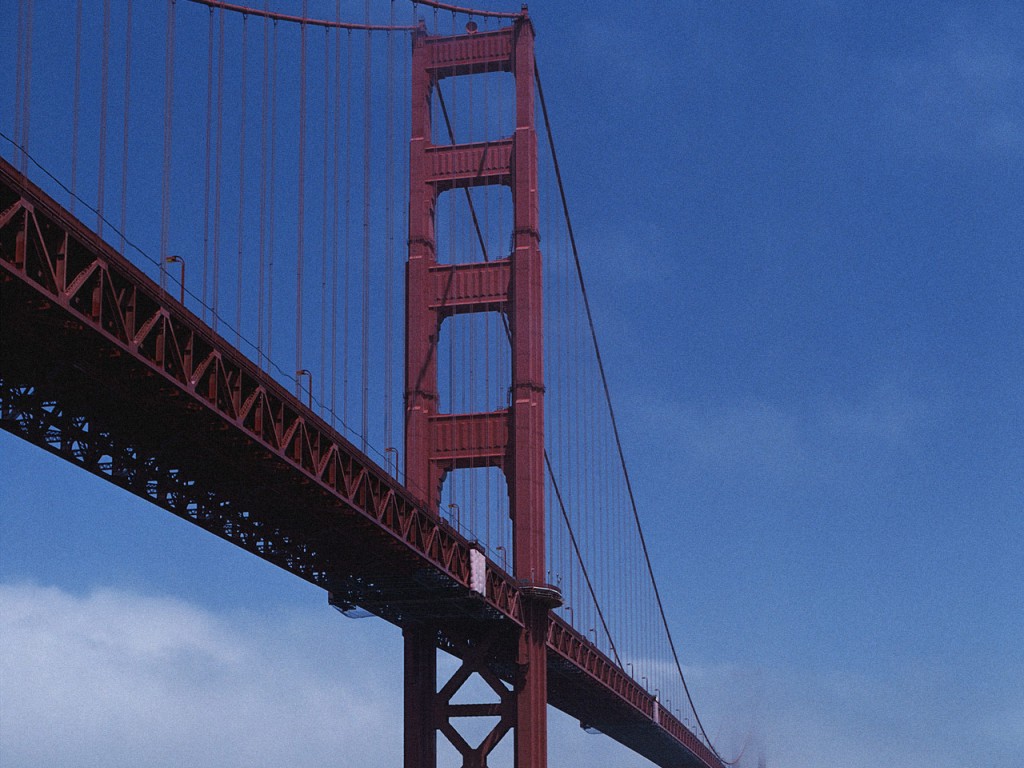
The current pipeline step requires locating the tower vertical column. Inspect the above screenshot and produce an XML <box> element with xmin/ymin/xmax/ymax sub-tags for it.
<box><xmin>405</xmin><ymin>24</ymin><xmax>439</xmax><ymax>509</ymax></box>
<box><xmin>508</xmin><ymin>19</ymin><xmax>549</xmax><ymax>768</ymax></box>
<box><xmin>404</xmin><ymin>14</ymin><xmax>551</xmax><ymax>768</ymax></box>
<box><xmin>404</xmin><ymin>25</ymin><xmax>439</xmax><ymax>768</ymax></box>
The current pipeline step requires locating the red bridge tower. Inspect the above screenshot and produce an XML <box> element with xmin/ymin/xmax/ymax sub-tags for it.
<box><xmin>404</xmin><ymin>12</ymin><xmax>555</xmax><ymax>768</ymax></box>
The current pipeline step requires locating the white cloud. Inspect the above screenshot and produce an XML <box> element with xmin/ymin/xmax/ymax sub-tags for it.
<box><xmin>0</xmin><ymin>583</ymin><xmax>402</xmax><ymax>768</ymax></box>
<box><xmin>9</xmin><ymin>582</ymin><xmax>1015</xmax><ymax>768</ymax></box>
<box><xmin>0</xmin><ymin>582</ymin><xmax>661</xmax><ymax>768</ymax></box>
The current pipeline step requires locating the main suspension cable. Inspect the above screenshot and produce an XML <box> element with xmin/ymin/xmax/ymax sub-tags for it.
<box><xmin>184</xmin><ymin>0</ymin><xmax>416</xmax><ymax>30</ymax></box>
<box><xmin>410</xmin><ymin>0</ymin><xmax>520</xmax><ymax>19</ymax></box>
<box><xmin>534</xmin><ymin>58</ymin><xmax>727</xmax><ymax>764</ymax></box>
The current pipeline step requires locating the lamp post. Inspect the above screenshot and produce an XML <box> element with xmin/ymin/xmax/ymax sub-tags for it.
<box><xmin>165</xmin><ymin>255</ymin><xmax>184</xmax><ymax>303</ymax></box>
<box><xmin>295</xmin><ymin>369</ymin><xmax>312</xmax><ymax>408</ymax></box>
<box><xmin>384</xmin><ymin>446</ymin><xmax>399</xmax><ymax>478</ymax></box>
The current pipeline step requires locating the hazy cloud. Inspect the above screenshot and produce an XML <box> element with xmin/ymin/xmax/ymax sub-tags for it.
<box><xmin>0</xmin><ymin>583</ymin><xmax>401</xmax><ymax>768</ymax></box>
<box><xmin>638</xmin><ymin>379</ymin><xmax>939</xmax><ymax>488</ymax></box>
<box><xmin>0</xmin><ymin>583</ymin><xmax>664</xmax><ymax>768</ymax></box>
<box><xmin>874</xmin><ymin>7</ymin><xmax>1024</xmax><ymax>159</ymax></box>
<box><xmin>685</xmin><ymin>661</ymin><xmax>1024</xmax><ymax>768</ymax></box>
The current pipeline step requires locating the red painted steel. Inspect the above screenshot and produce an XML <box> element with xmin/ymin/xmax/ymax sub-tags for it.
<box><xmin>404</xmin><ymin>15</ymin><xmax>556</xmax><ymax>768</ymax></box>
<box><xmin>0</xmin><ymin>58</ymin><xmax>724</xmax><ymax>768</ymax></box>
<box><xmin>425</xmin><ymin>28</ymin><xmax>515</xmax><ymax>77</ymax></box>
<box><xmin>0</xmin><ymin>157</ymin><xmax>525</xmax><ymax>626</ymax></box>
<box><xmin>430</xmin><ymin>260</ymin><xmax>510</xmax><ymax>315</ymax></box>
<box><xmin>426</xmin><ymin>139</ymin><xmax>513</xmax><ymax>188</ymax></box>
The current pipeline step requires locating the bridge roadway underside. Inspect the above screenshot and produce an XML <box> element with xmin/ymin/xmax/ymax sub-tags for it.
<box><xmin>0</xmin><ymin>157</ymin><xmax>718</xmax><ymax>768</ymax></box>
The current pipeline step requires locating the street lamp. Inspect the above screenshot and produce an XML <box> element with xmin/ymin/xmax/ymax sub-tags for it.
<box><xmin>165</xmin><ymin>255</ymin><xmax>184</xmax><ymax>303</ymax></box>
<box><xmin>295</xmin><ymin>369</ymin><xmax>312</xmax><ymax>407</ymax></box>
<box><xmin>384</xmin><ymin>446</ymin><xmax>399</xmax><ymax>477</ymax></box>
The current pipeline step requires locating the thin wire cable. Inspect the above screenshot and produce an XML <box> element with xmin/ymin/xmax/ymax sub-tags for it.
<box><xmin>257</xmin><ymin>0</ymin><xmax>270</xmax><ymax>367</ymax></box>
<box><xmin>544</xmin><ymin>451</ymin><xmax>622</xmax><ymax>666</ymax></box>
<box><xmin>435</xmin><ymin>84</ymin><xmax>490</xmax><ymax>264</ymax></box>
<box><xmin>159</xmin><ymin>0</ymin><xmax>176</xmax><ymax>284</ymax></box>
<box><xmin>0</xmin><ymin>130</ymin><xmax>403</xmax><ymax>480</ymax></box>
<box><xmin>184</xmin><ymin>0</ymin><xmax>416</xmax><ymax>30</ymax></box>
<box><xmin>321</xmin><ymin>25</ymin><xmax>331</xmax><ymax>416</ymax></box>
<box><xmin>237</xmin><ymin>13</ymin><xmax>248</xmax><ymax>347</ymax></box>
<box><xmin>212</xmin><ymin>6</ymin><xmax>225</xmax><ymax>330</ymax></box>
<box><xmin>70</xmin><ymin>0</ymin><xmax>83</xmax><ymax>215</ymax></box>
<box><xmin>384</xmin><ymin>0</ymin><xmax>397</xmax><ymax>457</ymax></box>
<box><xmin>119</xmin><ymin>0</ymin><xmax>133</xmax><ymax>254</ymax></box>
<box><xmin>343</xmin><ymin>29</ymin><xmax>352</xmax><ymax>425</ymax></box>
<box><xmin>361</xmin><ymin>6</ymin><xmax>371</xmax><ymax>450</ymax></box>
<box><xmin>202</xmin><ymin>7</ymin><xmax>214</xmax><ymax>320</ymax></box>
<box><xmin>535</xmin><ymin>59</ymin><xmax>726</xmax><ymax>763</ymax></box>
<box><xmin>14</xmin><ymin>0</ymin><xmax>23</xmax><ymax>164</ymax></box>
<box><xmin>296</xmin><ymin>3</ymin><xmax>308</xmax><ymax>393</ymax></box>
<box><xmin>331</xmin><ymin>2</ymin><xmax>342</xmax><ymax>420</ymax></box>
<box><xmin>410</xmin><ymin>0</ymin><xmax>520</xmax><ymax>19</ymax></box>
<box><xmin>267</xmin><ymin>19</ymin><xmax>278</xmax><ymax>369</ymax></box>
<box><xmin>97</xmin><ymin>0</ymin><xmax>111</xmax><ymax>237</ymax></box>
<box><xmin>431</xmin><ymin>34</ymin><xmax>619</xmax><ymax>644</ymax></box>
<box><xmin>20</xmin><ymin>0</ymin><xmax>33</xmax><ymax>176</ymax></box>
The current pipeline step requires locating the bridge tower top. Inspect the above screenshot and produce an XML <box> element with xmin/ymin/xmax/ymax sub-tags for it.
<box><xmin>405</xmin><ymin>13</ymin><xmax>544</xmax><ymax>590</ymax></box>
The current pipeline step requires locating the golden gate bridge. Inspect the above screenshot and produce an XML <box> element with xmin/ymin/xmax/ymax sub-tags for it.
<box><xmin>2</xmin><ymin>2</ymin><xmax>749</xmax><ymax>766</ymax></box>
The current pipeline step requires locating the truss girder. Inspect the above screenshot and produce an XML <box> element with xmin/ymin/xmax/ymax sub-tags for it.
<box><xmin>0</xmin><ymin>156</ymin><xmax>523</xmax><ymax>625</ymax></box>
<box><xmin>0</xmin><ymin>151</ymin><xmax>721</xmax><ymax>768</ymax></box>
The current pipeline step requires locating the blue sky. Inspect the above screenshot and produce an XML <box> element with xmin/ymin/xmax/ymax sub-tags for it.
<box><xmin>2</xmin><ymin>1</ymin><xmax>1023</xmax><ymax>766</ymax></box>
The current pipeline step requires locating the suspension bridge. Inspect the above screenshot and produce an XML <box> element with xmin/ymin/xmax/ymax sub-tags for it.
<box><xmin>2</xmin><ymin>2</ymin><xmax>740</xmax><ymax>766</ymax></box>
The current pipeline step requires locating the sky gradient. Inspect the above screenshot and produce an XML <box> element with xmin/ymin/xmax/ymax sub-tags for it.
<box><xmin>2</xmin><ymin>1</ymin><xmax>1023</xmax><ymax>766</ymax></box>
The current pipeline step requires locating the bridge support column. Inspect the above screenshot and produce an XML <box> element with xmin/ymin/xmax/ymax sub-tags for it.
<box><xmin>404</xmin><ymin>13</ymin><xmax>550</xmax><ymax>768</ymax></box>
<box><xmin>404</xmin><ymin>627</ymin><xmax>437</xmax><ymax>768</ymax></box>
<box><xmin>514</xmin><ymin>599</ymin><xmax>550</xmax><ymax>768</ymax></box>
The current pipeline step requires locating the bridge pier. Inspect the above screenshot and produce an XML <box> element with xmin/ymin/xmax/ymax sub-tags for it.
<box><xmin>513</xmin><ymin>598</ymin><xmax>551</xmax><ymax>768</ymax></box>
<box><xmin>404</xmin><ymin>627</ymin><xmax>438</xmax><ymax>768</ymax></box>
<box><xmin>403</xmin><ymin>13</ymin><xmax>551</xmax><ymax>768</ymax></box>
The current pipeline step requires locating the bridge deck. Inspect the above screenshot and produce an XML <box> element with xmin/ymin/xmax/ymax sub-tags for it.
<box><xmin>0</xmin><ymin>156</ymin><xmax>720</xmax><ymax>768</ymax></box>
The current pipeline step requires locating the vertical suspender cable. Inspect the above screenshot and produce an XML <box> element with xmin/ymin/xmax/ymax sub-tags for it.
<box><xmin>19</xmin><ymin>0</ymin><xmax>33</xmax><ymax>176</ymax></box>
<box><xmin>384</xmin><ymin>1</ymin><xmax>395</xmax><ymax>456</ymax></box>
<box><xmin>202</xmin><ymin>8</ymin><xmax>214</xmax><ymax>321</ymax></box>
<box><xmin>258</xmin><ymin>2</ymin><xmax>270</xmax><ymax>367</ymax></box>
<box><xmin>297</xmin><ymin>2</ymin><xmax>308</xmax><ymax>396</ymax></box>
<box><xmin>447</xmin><ymin>13</ymin><xmax>457</xmax><ymax>521</ymax></box>
<box><xmin>213</xmin><ymin>7</ymin><xmax>225</xmax><ymax>330</ymax></box>
<box><xmin>321</xmin><ymin>25</ymin><xmax>330</xmax><ymax>417</ymax></box>
<box><xmin>343</xmin><ymin>29</ymin><xmax>352</xmax><ymax>426</ymax></box>
<box><xmin>119</xmin><ymin>0</ymin><xmax>133</xmax><ymax>254</ymax></box>
<box><xmin>160</xmin><ymin>0</ymin><xmax>176</xmax><ymax>285</ymax></box>
<box><xmin>14</xmin><ymin>0</ymin><xmax>23</xmax><ymax>166</ymax></box>
<box><xmin>469</xmin><ymin>56</ymin><xmax>477</xmax><ymax>526</ymax></box>
<box><xmin>267</xmin><ymin>20</ymin><xmax>278</xmax><ymax>368</ymax></box>
<box><xmin>331</xmin><ymin>3</ymin><xmax>342</xmax><ymax>419</ymax></box>
<box><xmin>97</xmin><ymin>0</ymin><xmax>111</xmax><ymax>237</ymax></box>
<box><xmin>236</xmin><ymin>13</ymin><xmax>249</xmax><ymax>346</ymax></box>
<box><xmin>70</xmin><ymin>0</ymin><xmax>83</xmax><ymax>214</ymax></box>
<box><xmin>361</xmin><ymin>3</ymin><xmax>371</xmax><ymax>450</ymax></box>
<box><xmin>482</xmin><ymin>39</ymin><xmax>492</xmax><ymax>545</ymax></box>
<box><xmin>535</xmin><ymin>60</ymin><xmax>726</xmax><ymax>761</ymax></box>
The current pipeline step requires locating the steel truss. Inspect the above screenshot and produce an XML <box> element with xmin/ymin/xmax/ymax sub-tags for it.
<box><xmin>0</xmin><ymin>133</ymin><xmax>720</xmax><ymax>768</ymax></box>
